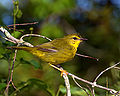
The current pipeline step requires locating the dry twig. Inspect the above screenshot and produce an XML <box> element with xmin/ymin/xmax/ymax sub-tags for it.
<box><xmin>7</xmin><ymin>22</ymin><xmax>38</xmax><ymax>27</ymax></box>
<box><xmin>72</xmin><ymin>76</ymin><xmax>90</xmax><ymax>96</ymax></box>
<box><xmin>4</xmin><ymin>50</ymin><xmax>18</xmax><ymax>94</ymax></box>
<box><xmin>94</xmin><ymin>62</ymin><xmax>120</xmax><ymax>82</ymax></box>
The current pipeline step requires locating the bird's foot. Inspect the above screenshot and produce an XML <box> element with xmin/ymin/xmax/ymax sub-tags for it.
<box><xmin>60</xmin><ymin>69</ymin><xmax>68</xmax><ymax>76</ymax></box>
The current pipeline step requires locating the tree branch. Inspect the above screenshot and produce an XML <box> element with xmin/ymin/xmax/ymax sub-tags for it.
<box><xmin>94</xmin><ymin>62</ymin><xmax>120</xmax><ymax>82</ymax></box>
<box><xmin>1</xmin><ymin>27</ymin><xmax>120</xmax><ymax>95</ymax></box>
<box><xmin>62</xmin><ymin>70</ymin><xmax>71</xmax><ymax>96</ymax></box>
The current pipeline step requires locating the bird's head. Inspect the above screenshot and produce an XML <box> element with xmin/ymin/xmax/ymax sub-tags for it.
<box><xmin>64</xmin><ymin>34</ymin><xmax>87</xmax><ymax>48</ymax></box>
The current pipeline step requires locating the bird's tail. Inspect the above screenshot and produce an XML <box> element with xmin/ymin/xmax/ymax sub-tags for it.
<box><xmin>7</xmin><ymin>46</ymin><xmax>33</xmax><ymax>51</ymax></box>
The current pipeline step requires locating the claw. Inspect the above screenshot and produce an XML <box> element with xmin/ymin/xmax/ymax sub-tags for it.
<box><xmin>60</xmin><ymin>70</ymin><xmax>68</xmax><ymax>76</ymax></box>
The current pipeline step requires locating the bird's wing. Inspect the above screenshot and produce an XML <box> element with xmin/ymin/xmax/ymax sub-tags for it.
<box><xmin>34</xmin><ymin>42</ymin><xmax>58</xmax><ymax>53</ymax></box>
<box><xmin>37</xmin><ymin>47</ymin><xmax>58</xmax><ymax>52</ymax></box>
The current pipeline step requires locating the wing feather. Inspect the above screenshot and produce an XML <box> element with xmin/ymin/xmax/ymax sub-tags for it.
<box><xmin>35</xmin><ymin>42</ymin><xmax>58</xmax><ymax>53</ymax></box>
<box><xmin>37</xmin><ymin>47</ymin><xmax>58</xmax><ymax>52</ymax></box>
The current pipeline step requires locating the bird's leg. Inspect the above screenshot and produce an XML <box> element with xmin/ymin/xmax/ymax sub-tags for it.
<box><xmin>59</xmin><ymin>68</ymin><xmax>68</xmax><ymax>76</ymax></box>
<box><xmin>48</xmin><ymin>63</ymin><xmax>68</xmax><ymax>76</ymax></box>
<box><xmin>56</xmin><ymin>64</ymin><xmax>68</xmax><ymax>76</ymax></box>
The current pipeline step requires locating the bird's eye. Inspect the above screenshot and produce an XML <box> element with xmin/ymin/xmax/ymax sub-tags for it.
<box><xmin>72</xmin><ymin>37</ymin><xmax>78</xmax><ymax>40</ymax></box>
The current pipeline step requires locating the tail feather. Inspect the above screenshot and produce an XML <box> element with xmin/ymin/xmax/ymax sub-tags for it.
<box><xmin>7</xmin><ymin>46</ymin><xmax>33</xmax><ymax>51</ymax></box>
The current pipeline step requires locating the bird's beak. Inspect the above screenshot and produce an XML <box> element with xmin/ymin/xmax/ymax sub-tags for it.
<box><xmin>79</xmin><ymin>38</ymin><xmax>88</xmax><ymax>41</ymax></box>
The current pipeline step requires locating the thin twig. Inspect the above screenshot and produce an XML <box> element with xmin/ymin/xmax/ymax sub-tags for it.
<box><xmin>48</xmin><ymin>63</ymin><xmax>119</xmax><ymax>95</ymax></box>
<box><xmin>92</xmin><ymin>88</ymin><xmax>95</xmax><ymax>96</ymax></box>
<box><xmin>7</xmin><ymin>22</ymin><xmax>38</xmax><ymax>27</ymax></box>
<box><xmin>0</xmin><ymin>27</ymin><xmax>20</xmax><ymax>43</ymax></box>
<box><xmin>7</xmin><ymin>22</ymin><xmax>38</xmax><ymax>34</ymax></box>
<box><xmin>106</xmin><ymin>77</ymin><xmax>109</xmax><ymax>96</ymax></box>
<box><xmin>114</xmin><ymin>67</ymin><xmax>120</xmax><ymax>70</ymax></box>
<box><xmin>72</xmin><ymin>76</ymin><xmax>90</xmax><ymax>96</ymax></box>
<box><xmin>76</xmin><ymin>53</ymin><xmax>99</xmax><ymax>61</ymax></box>
<box><xmin>20</xmin><ymin>34</ymin><xmax>52</xmax><ymax>41</ymax></box>
<box><xmin>68</xmin><ymin>72</ymin><xmax>117</xmax><ymax>94</ymax></box>
<box><xmin>49</xmin><ymin>63</ymin><xmax>71</xmax><ymax>96</ymax></box>
<box><xmin>5</xmin><ymin>59</ymin><xmax>11</xmax><ymax>94</ymax></box>
<box><xmin>7</xmin><ymin>27</ymin><xmax>24</xmax><ymax>33</ymax></box>
<box><xmin>62</xmin><ymin>71</ymin><xmax>71</xmax><ymax>96</ymax></box>
<box><xmin>0</xmin><ymin>27</ymin><xmax>33</xmax><ymax>47</ymax></box>
<box><xmin>86</xmin><ymin>85</ymin><xmax>95</xmax><ymax>96</ymax></box>
<box><xmin>4</xmin><ymin>50</ymin><xmax>18</xmax><ymax>94</ymax></box>
<box><xmin>94</xmin><ymin>62</ymin><xmax>120</xmax><ymax>82</ymax></box>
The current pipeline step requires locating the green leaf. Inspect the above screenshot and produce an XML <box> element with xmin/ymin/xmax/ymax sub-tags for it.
<box><xmin>11</xmin><ymin>31</ymin><xmax>22</xmax><ymax>38</ymax></box>
<box><xmin>59</xmin><ymin>85</ymin><xmax>66</xmax><ymax>94</ymax></box>
<box><xmin>0</xmin><ymin>59</ymin><xmax>9</xmax><ymax>75</ymax></box>
<box><xmin>30</xmin><ymin>60</ymin><xmax>42</xmax><ymax>69</ymax></box>
<box><xmin>20</xmin><ymin>58</ymin><xmax>42</xmax><ymax>69</ymax></box>
<box><xmin>13</xmin><ymin>78</ymin><xmax>48</xmax><ymax>90</ymax></box>
<box><xmin>16</xmin><ymin>9</ymin><xmax>23</xmax><ymax>18</ymax></box>
<box><xmin>0</xmin><ymin>83</ymin><xmax>6</xmax><ymax>91</ymax></box>
<box><xmin>20</xmin><ymin>58</ymin><xmax>30</xmax><ymax>64</ymax></box>
<box><xmin>59</xmin><ymin>85</ymin><xmax>91</xmax><ymax>96</ymax></box>
<box><xmin>10</xmin><ymin>78</ymin><xmax>52</xmax><ymax>96</ymax></box>
<box><xmin>13</xmin><ymin>1</ymin><xmax>19</xmax><ymax>6</ymax></box>
<box><xmin>27</xmin><ymin>78</ymin><xmax>47</xmax><ymax>89</ymax></box>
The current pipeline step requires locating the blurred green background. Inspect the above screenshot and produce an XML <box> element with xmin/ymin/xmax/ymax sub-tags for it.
<box><xmin>0</xmin><ymin>0</ymin><xmax>120</xmax><ymax>96</ymax></box>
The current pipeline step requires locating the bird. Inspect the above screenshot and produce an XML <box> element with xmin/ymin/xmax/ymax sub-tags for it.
<box><xmin>8</xmin><ymin>34</ymin><xmax>87</xmax><ymax>65</ymax></box>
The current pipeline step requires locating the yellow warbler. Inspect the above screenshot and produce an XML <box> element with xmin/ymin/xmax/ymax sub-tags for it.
<box><xmin>8</xmin><ymin>34</ymin><xmax>87</xmax><ymax>65</ymax></box>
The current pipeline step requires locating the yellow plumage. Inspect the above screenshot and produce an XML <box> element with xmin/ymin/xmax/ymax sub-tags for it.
<box><xmin>8</xmin><ymin>34</ymin><xmax>86</xmax><ymax>65</ymax></box>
